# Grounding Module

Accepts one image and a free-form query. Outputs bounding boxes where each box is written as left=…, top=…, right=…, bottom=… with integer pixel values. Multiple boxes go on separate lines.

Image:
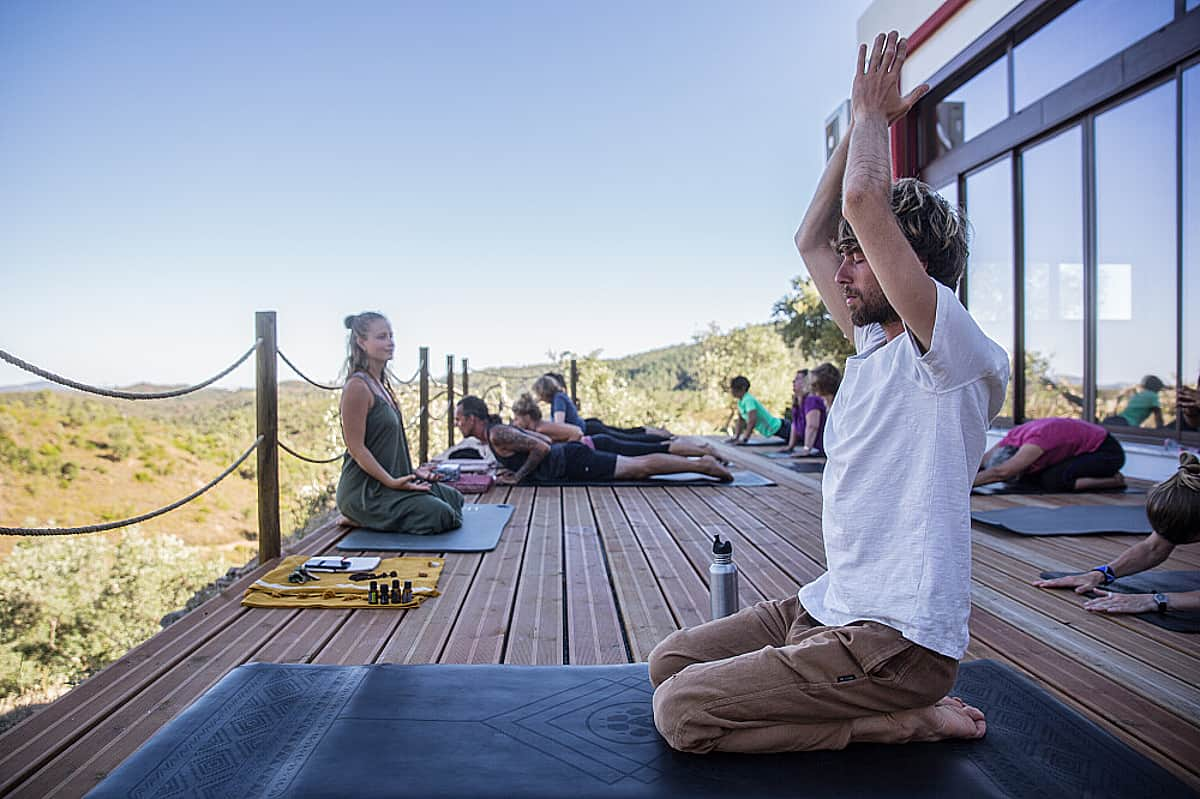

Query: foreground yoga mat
left=972, top=482, right=1144, bottom=496
left=971, top=505, right=1151, bottom=536
left=337, top=503, right=515, bottom=552
left=1039, top=570, right=1200, bottom=633
left=87, top=660, right=1192, bottom=799
left=530, top=470, right=776, bottom=488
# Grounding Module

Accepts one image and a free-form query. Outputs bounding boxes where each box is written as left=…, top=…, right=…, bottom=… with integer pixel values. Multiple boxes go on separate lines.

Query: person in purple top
left=974, top=417, right=1126, bottom=492
left=783, top=369, right=811, bottom=452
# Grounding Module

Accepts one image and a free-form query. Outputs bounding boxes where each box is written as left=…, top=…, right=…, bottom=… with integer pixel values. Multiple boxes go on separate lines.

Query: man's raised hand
left=853, top=31, right=929, bottom=127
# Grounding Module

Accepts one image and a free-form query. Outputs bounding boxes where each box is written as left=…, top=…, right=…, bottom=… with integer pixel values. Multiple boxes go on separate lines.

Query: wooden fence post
left=446, top=354, right=455, bottom=449
left=255, top=311, right=281, bottom=563
left=419, top=347, right=429, bottom=465
left=570, top=359, right=579, bottom=407
left=462, top=357, right=469, bottom=397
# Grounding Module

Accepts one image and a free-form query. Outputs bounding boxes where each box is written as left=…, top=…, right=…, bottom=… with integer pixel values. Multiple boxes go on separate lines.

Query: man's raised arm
left=842, top=31, right=935, bottom=349
left=794, top=114, right=855, bottom=341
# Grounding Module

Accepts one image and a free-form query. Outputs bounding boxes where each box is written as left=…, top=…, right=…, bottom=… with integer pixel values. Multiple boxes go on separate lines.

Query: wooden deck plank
left=378, top=553, right=482, bottom=664
left=639, top=488, right=767, bottom=609
left=562, top=487, right=627, bottom=665
left=0, top=517, right=344, bottom=796
left=439, top=486, right=534, bottom=664
left=587, top=487, right=677, bottom=661
left=505, top=487, right=564, bottom=665
left=10, top=606, right=300, bottom=798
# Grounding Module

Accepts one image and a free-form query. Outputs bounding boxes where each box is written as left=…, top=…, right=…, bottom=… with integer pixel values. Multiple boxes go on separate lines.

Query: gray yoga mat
left=86, top=660, right=1195, bottom=799
left=1039, top=570, right=1200, bottom=633
left=737, top=437, right=787, bottom=447
left=784, top=461, right=825, bottom=474
left=336, top=503, right=515, bottom=552
left=530, top=470, right=776, bottom=488
left=760, top=451, right=823, bottom=460
left=971, top=504, right=1151, bottom=536
left=972, top=482, right=1144, bottom=496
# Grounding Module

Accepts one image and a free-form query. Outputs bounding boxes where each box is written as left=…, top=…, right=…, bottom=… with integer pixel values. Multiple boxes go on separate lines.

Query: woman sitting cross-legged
left=510, top=393, right=721, bottom=460
left=336, top=312, right=465, bottom=533
left=455, top=395, right=732, bottom=485
left=531, top=374, right=672, bottom=443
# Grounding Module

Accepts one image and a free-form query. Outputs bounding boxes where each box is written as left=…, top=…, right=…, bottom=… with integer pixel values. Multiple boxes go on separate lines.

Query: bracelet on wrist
left=1091, top=565, right=1116, bottom=585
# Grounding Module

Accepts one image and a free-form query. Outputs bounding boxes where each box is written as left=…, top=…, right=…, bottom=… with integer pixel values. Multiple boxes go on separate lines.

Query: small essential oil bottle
left=368, top=581, right=379, bottom=605
left=391, top=579, right=401, bottom=604
left=401, top=580, right=413, bottom=604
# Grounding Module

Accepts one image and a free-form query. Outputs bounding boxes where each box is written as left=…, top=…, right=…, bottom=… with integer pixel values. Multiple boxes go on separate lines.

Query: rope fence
left=278, top=440, right=346, bottom=464
left=277, top=349, right=342, bottom=391
left=0, top=437, right=262, bottom=536
left=0, top=342, right=260, bottom=400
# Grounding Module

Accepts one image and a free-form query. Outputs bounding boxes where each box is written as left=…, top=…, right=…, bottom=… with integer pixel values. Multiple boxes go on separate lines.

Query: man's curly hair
left=834, top=178, right=968, bottom=290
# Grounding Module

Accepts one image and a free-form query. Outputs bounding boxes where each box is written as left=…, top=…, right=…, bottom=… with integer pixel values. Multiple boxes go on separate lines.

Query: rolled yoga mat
left=1039, top=570, right=1200, bottom=633
left=86, top=660, right=1194, bottom=799
left=528, top=470, right=776, bottom=488
left=337, top=503, right=515, bottom=552
left=971, top=504, right=1151, bottom=536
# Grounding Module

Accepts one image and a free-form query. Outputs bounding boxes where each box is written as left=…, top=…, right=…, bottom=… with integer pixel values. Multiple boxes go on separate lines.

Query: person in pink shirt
left=974, top=417, right=1126, bottom=492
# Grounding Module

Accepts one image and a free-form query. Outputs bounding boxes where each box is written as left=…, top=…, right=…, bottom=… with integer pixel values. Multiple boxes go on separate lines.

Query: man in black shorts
left=453, top=396, right=732, bottom=485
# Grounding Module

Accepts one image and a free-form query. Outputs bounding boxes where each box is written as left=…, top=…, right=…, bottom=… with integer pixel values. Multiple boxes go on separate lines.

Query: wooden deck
left=1, top=440, right=1198, bottom=796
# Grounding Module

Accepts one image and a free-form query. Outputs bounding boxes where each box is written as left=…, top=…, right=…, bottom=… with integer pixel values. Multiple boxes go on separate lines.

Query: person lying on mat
left=336, top=312, right=465, bottom=534
left=726, top=375, right=790, bottom=445
left=973, top=417, right=1126, bottom=492
left=454, top=396, right=732, bottom=485
left=531, top=374, right=672, bottom=442
left=787, top=363, right=840, bottom=457
left=509, top=393, right=721, bottom=460
left=649, top=31, right=1008, bottom=755
left=1034, top=452, right=1200, bottom=615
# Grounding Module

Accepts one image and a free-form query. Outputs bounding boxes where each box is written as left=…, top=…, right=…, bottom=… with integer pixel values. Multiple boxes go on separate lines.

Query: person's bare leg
left=667, top=437, right=730, bottom=463
left=644, top=426, right=673, bottom=438
left=615, top=453, right=733, bottom=481
left=847, top=696, right=986, bottom=744
left=1073, top=473, right=1126, bottom=491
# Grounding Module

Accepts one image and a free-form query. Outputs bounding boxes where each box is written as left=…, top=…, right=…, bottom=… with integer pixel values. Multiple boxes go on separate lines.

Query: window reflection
left=1013, top=0, right=1173, bottom=111
left=1022, top=127, right=1084, bottom=420
left=1183, top=65, right=1200, bottom=433
left=935, top=56, right=1008, bottom=155
left=965, top=157, right=1014, bottom=417
left=1095, top=82, right=1176, bottom=429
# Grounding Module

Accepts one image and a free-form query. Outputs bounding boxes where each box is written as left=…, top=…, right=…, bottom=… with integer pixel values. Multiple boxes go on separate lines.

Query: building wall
left=857, top=0, right=1023, bottom=92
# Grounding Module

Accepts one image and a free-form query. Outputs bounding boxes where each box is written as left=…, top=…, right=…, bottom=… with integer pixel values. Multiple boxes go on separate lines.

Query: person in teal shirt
left=1115, top=375, right=1164, bottom=428
left=726, top=375, right=790, bottom=445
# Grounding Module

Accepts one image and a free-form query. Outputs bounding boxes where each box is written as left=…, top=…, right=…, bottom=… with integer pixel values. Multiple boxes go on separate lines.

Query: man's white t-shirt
left=798, top=281, right=1009, bottom=659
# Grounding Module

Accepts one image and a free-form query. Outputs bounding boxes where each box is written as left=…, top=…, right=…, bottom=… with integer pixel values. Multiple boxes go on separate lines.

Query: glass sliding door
left=965, top=157, right=1015, bottom=419
left=1094, top=82, right=1177, bottom=429
left=1022, top=126, right=1084, bottom=419
left=1183, top=64, right=1199, bottom=434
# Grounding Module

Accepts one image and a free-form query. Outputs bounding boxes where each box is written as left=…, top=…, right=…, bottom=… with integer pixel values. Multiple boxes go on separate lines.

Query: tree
left=773, top=275, right=855, bottom=365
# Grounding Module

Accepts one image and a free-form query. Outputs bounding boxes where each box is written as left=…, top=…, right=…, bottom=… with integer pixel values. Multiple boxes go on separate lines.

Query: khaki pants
left=649, top=595, right=957, bottom=753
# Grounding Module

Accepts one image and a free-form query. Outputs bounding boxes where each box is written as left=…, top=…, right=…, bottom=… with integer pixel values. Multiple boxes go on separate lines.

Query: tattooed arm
left=488, top=424, right=551, bottom=484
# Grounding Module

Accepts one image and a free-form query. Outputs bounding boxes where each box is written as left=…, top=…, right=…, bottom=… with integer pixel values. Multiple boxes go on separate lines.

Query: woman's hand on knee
left=389, top=475, right=432, bottom=492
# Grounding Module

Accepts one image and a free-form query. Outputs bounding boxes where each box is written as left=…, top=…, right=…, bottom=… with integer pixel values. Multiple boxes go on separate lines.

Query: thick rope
left=393, top=366, right=421, bottom=385
left=0, top=342, right=260, bottom=400
left=277, top=349, right=342, bottom=391
left=0, top=437, right=262, bottom=536
left=278, top=440, right=345, bottom=464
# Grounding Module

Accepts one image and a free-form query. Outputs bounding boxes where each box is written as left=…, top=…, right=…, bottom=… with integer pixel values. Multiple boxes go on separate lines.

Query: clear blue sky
left=1, top=0, right=869, bottom=388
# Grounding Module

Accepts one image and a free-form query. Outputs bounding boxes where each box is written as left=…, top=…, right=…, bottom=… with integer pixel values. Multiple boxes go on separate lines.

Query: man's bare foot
left=695, top=440, right=732, bottom=465
left=849, top=698, right=985, bottom=744
left=698, top=454, right=734, bottom=482
left=336, top=514, right=360, bottom=529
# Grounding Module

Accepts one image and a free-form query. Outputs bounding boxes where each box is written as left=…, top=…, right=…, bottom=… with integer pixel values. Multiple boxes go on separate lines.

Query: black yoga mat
left=87, top=660, right=1193, bottom=799
left=784, top=461, right=825, bottom=474
left=1039, top=570, right=1200, bottom=633
left=972, top=482, right=1144, bottom=496
left=529, top=470, right=776, bottom=488
left=336, top=503, right=514, bottom=552
left=971, top=504, right=1151, bottom=535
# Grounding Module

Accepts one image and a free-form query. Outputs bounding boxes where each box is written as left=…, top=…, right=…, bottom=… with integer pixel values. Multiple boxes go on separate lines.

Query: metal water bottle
left=709, top=535, right=738, bottom=620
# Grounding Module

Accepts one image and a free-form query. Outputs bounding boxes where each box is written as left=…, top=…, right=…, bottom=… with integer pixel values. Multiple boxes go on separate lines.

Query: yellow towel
left=241, top=555, right=444, bottom=609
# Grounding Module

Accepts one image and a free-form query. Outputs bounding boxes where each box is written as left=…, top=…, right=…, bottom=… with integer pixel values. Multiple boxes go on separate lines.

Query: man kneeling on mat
left=454, top=396, right=732, bottom=485
left=648, top=32, right=1008, bottom=754
left=510, top=393, right=721, bottom=460
left=974, top=417, right=1126, bottom=492
left=1035, top=452, right=1200, bottom=615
